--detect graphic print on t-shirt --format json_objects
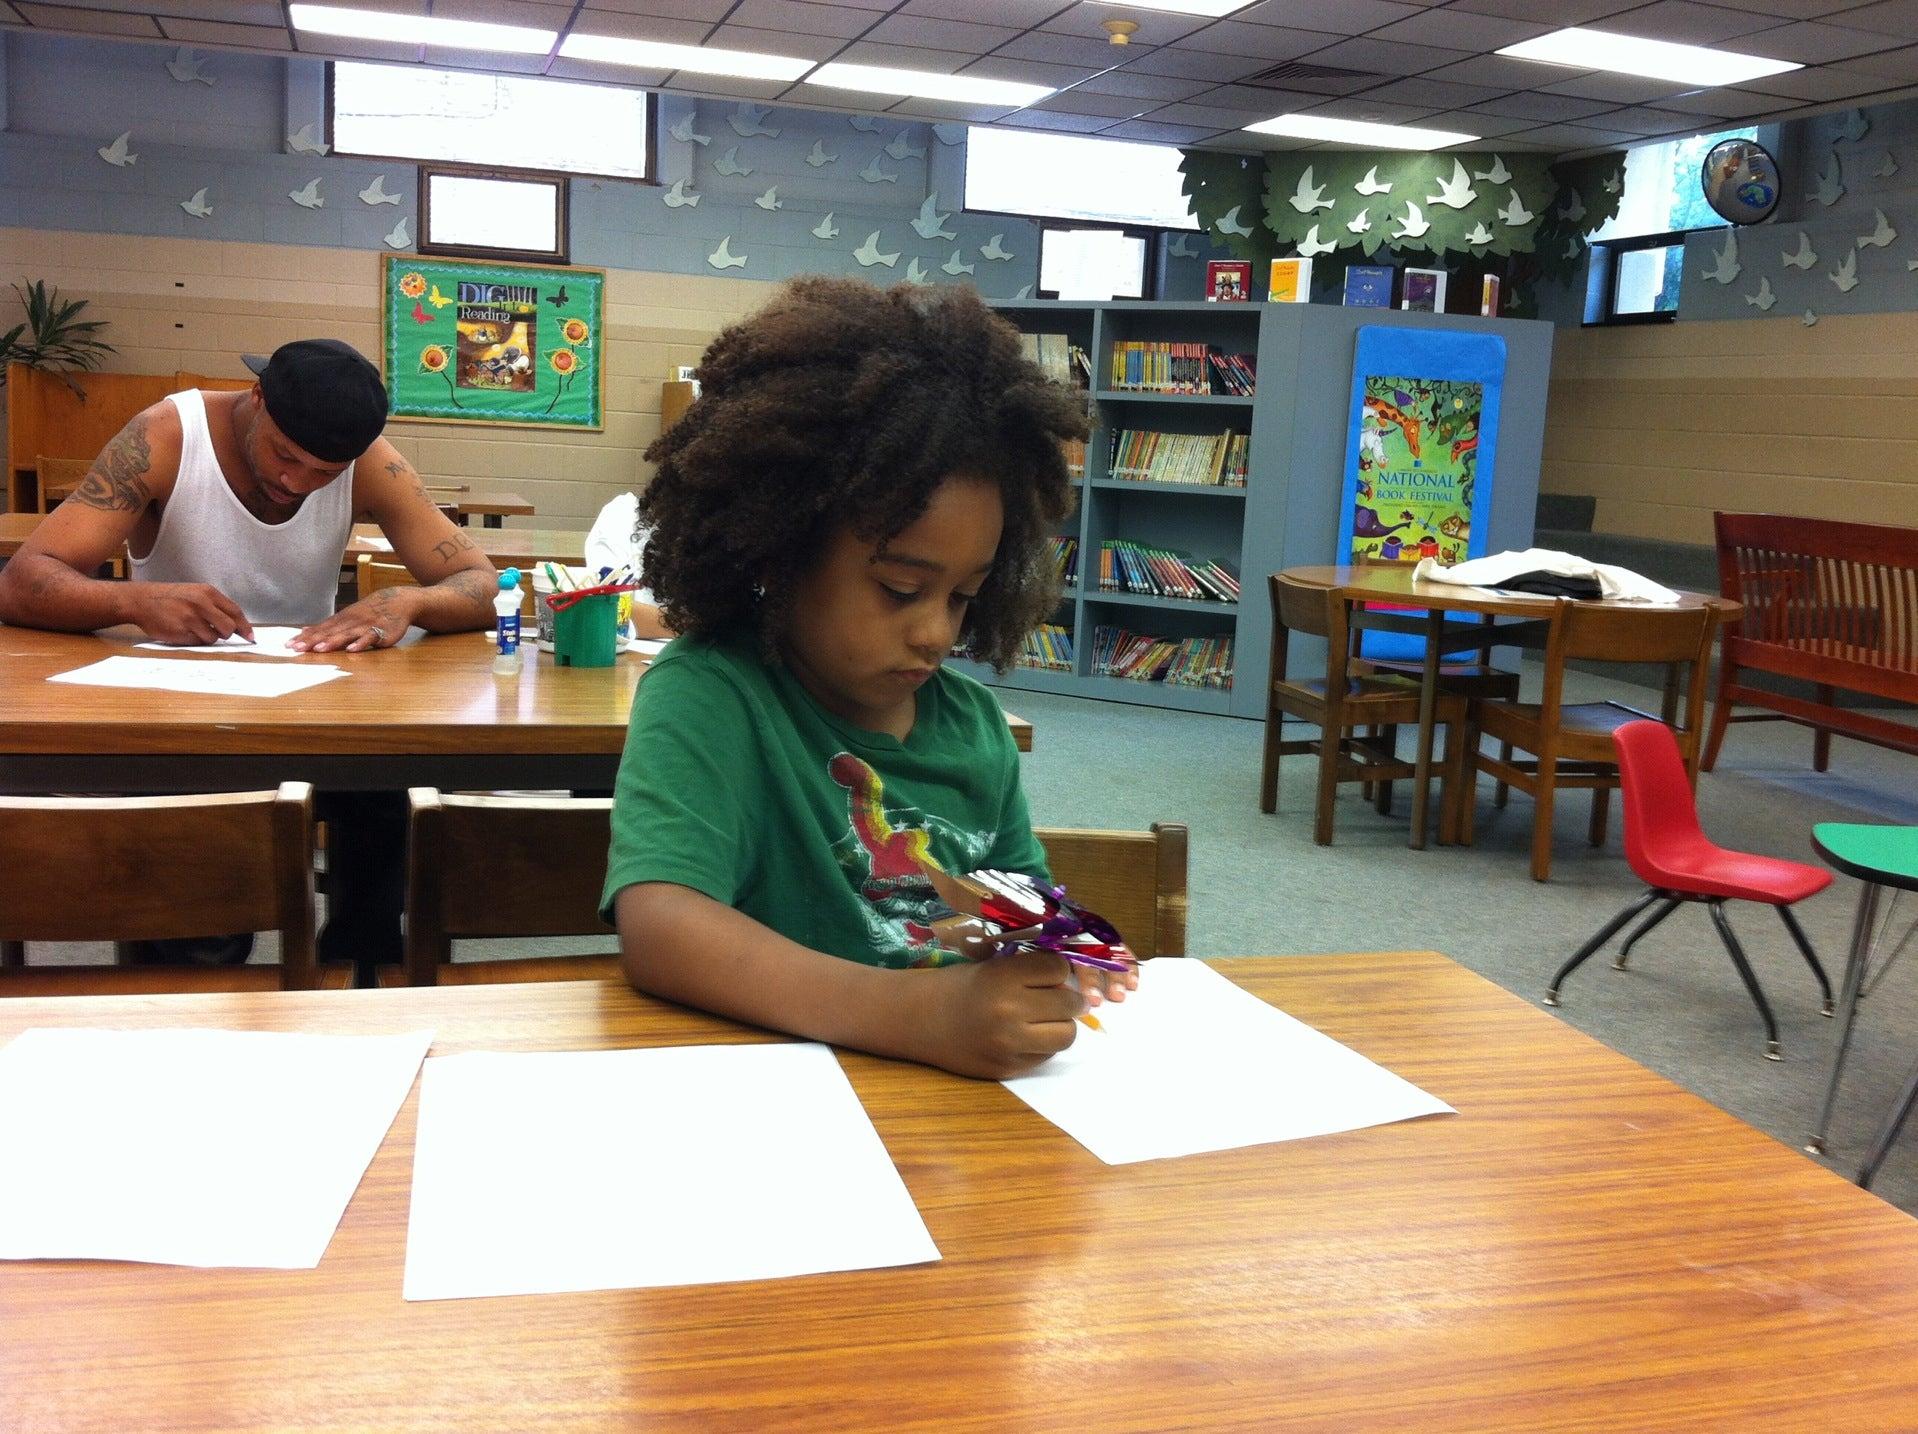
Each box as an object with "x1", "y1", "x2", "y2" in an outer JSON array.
[{"x1": 827, "y1": 752, "x2": 995, "y2": 967}]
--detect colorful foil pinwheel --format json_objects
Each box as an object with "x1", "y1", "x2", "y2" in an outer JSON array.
[{"x1": 921, "y1": 863, "x2": 1136, "y2": 972}]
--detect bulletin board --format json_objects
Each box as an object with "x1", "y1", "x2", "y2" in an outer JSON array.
[{"x1": 381, "y1": 254, "x2": 604, "y2": 431}]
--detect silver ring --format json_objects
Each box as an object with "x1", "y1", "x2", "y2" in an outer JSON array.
[{"x1": 368, "y1": 625, "x2": 385, "y2": 643}]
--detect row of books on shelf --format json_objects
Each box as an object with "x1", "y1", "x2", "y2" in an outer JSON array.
[
  {"x1": 1092, "y1": 625, "x2": 1234, "y2": 690},
  {"x1": 1097, "y1": 541, "x2": 1240, "y2": 605},
  {"x1": 1207, "y1": 257, "x2": 1498, "y2": 314},
  {"x1": 1109, "y1": 342, "x2": 1256, "y2": 397},
  {"x1": 1021, "y1": 332, "x2": 1092, "y2": 389},
  {"x1": 1047, "y1": 535, "x2": 1079, "y2": 587},
  {"x1": 1061, "y1": 436, "x2": 1086, "y2": 478},
  {"x1": 1017, "y1": 623, "x2": 1074, "y2": 673},
  {"x1": 1108, "y1": 429, "x2": 1248, "y2": 487}
]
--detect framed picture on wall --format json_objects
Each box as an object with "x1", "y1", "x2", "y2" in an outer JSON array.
[{"x1": 380, "y1": 254, "x2": 605, "y2": 431}]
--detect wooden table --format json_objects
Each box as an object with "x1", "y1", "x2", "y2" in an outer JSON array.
[
  {"x1": 3, "y1": 952, "x2": 1915, "y2": 1431},
  {"x1": 439, "y1": 489, "x2": 534, "y2": 529},
  {"x1": 1279, "y1": 565, "x2": 1741, "y2": 849},
  {"x1": 345, "y1": 523, "x2": 586, "y2": 573}
]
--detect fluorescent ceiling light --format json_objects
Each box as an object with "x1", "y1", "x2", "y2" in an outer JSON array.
[
  {"x1": 805, "y1": 63, "x2": 1053, "y2": 108},
  {"x1": 288, "y1": 3, "x2": 555, "y2": 54},
  {"x1": 559, "y1": 34, "x2": 814, "y2": 81},
  {"x1": 1244, "y1": 114, "x2": 1479, "y2": 150},
  {"x1": 1080, "y1": 0, "x2": 1255, "y2": 14},
  {"x1": 1497, "y1": 27, "x2": 1802, "y2": 86}
]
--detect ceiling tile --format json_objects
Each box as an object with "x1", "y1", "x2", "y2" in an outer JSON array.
[
  {"x1": 1444, "y1": 0, "x2": 1641, "y2": 20},
  {"x1": 1171, "y1": 21, "x2": 1338, "y2": 62},
  {"x1": 546, "y1": 56, "x2": 672, "y2": 83},
  {"x1": 999, "y1": 108, "x2": 1121, "y2": 133},
  {"x1": 1072, "y1": 68, "x2": 1213, "y2": 100},
  {"x1": 1831, "y1": 0, "x2": 1918, "y2": 36},
  {"x1": 699, "y1": 23, "x2": 847, "y2": 58},
  {"x1": 1028, "y1": 89, "x2": 1149, "y2": 118},
  {"x1": 295, "y1": 35, "x2": 425, "y2": 61},
  {"x1": 1733, "y1": 18, "x2": 1910, "y2": 60},
  {"x1": 1739, "y1": 60, "x2": 1902, "y2": 95},
  {"x1": 827, "y1": 39, "x2": 972, "y2": 72},
  {"x1": 1421, "y1": 110, "x2": 1541, "y2": 137},
  {"x1": 1296, "y1": 96, "x2": 1442, "y2": 125},
  {"x1": 572, "y1": 0, "x2": 735, "y2": 18},
  {"x1": 572, "y1": 9, "x2": 717, "y2": 44},
  {"x1": 1350, "y1": 75, "x2": 1509, "y2": 108},
  {"x1": 1593, "y1": 104, "x2": 1705, "y2": 133},
  {"x1": 1096, "y1": 119, "x2": 1227, "y2": 143},
  {"x1": 720, "y1": 0, "x2": 878, "y2": 40},
  {"x1": 1832, "y1": 38, "x2": 1918, "y2": 74},
  {"x1": 1232, "y1": 0, "x2": 1426, "y2": 32},
  {"x1": 1467, "y1": 89, "x2": 1621, "y2": 121},
  {"x1": 1418, "y1": 53, "x2": 1590, "y2": 88},
  {"x1": 1117, "y1": 47, "x2": 1272, "y2": 82},
  {"x1": 1365, "y1": 9, "x2": 1551, "y2": 50},
  {"x1": 880, "y1": 98, "x2": 1017, "y2": 122},
  {"x1": 16, "y1": 3, "x2": 162, "y2": 35},
  {"x1": 1293, "y1": 36, "x2": 1478, "y2": 77},
  {"x1": 1144, "y1": 100, "x2": 1277, "y2": 127},
  {"x1": 1511, "y1": 121, "x2": 1642, "y2": 149},
  {"x1": 960, "y1": 57, "x2": 1101, "y2": 88},
  {"x1": 862, "y1": 13, "x2": 1024, "y2": 53},
  {"x1": 156, "y1": 16, "x2": 292, "y2": 46},
  {"x1": 1656, "y1": 84, "x2": 1803, "y2": 115},
  {"x1": 1537, "y1": 71, "x2": 1693, "y2": 103},
  {"x1": 1723, "y1": 0, "x2": 1888, "y2": 14},
  {"x1": 153, "y1": 0, "x2": 285, "y2": 22},
  {"x1": 661, "y1": 72, "x2": 791, "y2": 98},
  {"x1": 899, "y1": 0, "x2": 1064, "y2": 21},
  {"x1": 0, "y1": 1, "x2": 24, "y2": 21},
  {"x1": 995, "y1": 31, "x2": 1153, "y2": 69},
  {"x1": 422, "y1": 46, "x2": 548, "y2": 73},
  {"x1": 434, "y1": 0, "x2": 574, "y2": 26},
  {"x1": 1595, "y1": 1, "x2": 1794, "y2": 44},
  {"x1": 1039, "y1": 7, "x2": 1209, "y2": 44}
]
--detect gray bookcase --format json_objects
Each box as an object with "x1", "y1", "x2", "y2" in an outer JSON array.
[{"x1": 954, "y1": 298, "x2": 1555, "y2": 719}]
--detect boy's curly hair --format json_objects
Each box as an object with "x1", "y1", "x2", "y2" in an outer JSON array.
[{"x1": 639, "y1": 277, "x2": 1088, "y2": 672}]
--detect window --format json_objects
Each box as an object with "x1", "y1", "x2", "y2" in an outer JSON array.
[
  {"x1": 1589, "y1": 125, "x2": 1757, "y2": 242},
  {"x1": 1038, "y1": 225, "x2": 1151, "y2": 300},
  {"x1": 331, "y1": 62, "x2": 649, "y2": 180},
  {"x1": 420, "y1": 166, "x2": 568, "y2": 263},
  {"x1": 966, "y1": 127, "x2": 1198, "y2": 230},
  {"x1": 1585, "y1": 230, "x2": 1684, "y2": 326}
]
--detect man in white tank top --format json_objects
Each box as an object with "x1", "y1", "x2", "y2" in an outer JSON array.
[{"x1": 0, "y1": 338, "x2": 497, "y2": 645}]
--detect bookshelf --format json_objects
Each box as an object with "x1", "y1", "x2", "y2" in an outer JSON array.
[{"x1": 953, "y1": 299, "x2": 1554, "y2": 718}]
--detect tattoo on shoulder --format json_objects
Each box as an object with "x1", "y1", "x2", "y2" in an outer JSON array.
[
  {"x1": 431, "y1": 532, "x2": 478, "y2": 562},
  {"x1": 71, "y1": 416, "x2": 153, "y2": 513},
  {"x1": 386, "y1": 458, "x2": 433, "y2": 504}
]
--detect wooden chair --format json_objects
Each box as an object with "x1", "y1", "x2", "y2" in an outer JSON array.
[
  {"x1": 0, "y1": 783, "x2": 336, "y2": 995},
  {"x1": 401, "y1": 788, "x2": 1188, "y2": 985},
  {"x1": 35, "y1": 454, "x2": 92, "y2": 512},
  {"x1": 358, "y1": 555, "x2": 529, "y2": 614},
  {"x1": 1261, "y1": 572, "x2": 1470, "y2": 846},
  {"x1": 1465, "y1": 600, "x2": 1716, "y2": 882}
]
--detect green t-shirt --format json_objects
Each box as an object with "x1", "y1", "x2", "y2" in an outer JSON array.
[{"x1": 599, "y1": 635, "x2": 1050, "y2": 969}]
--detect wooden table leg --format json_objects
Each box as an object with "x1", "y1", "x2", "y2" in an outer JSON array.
[{"x1": 1410, "y1": 607, "x2": 1441, "y2": 850}]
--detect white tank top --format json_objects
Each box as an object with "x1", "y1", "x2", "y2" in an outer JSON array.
[{"x1": 132, "y1": 389, "x2": 357, "y2": 626}]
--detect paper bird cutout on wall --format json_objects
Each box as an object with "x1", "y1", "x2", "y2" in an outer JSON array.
[
  {"x1": 179, "y1": 187, "x2": 212, "y2": 218},
  {"x1": 1834, "y1": 109, "x2": 1869, "y2": 143},
  {"x1": 384, "y1": 217, "x2": 410, "y2": 250},
  {"x1": 1874, "y1": 151, "x2": 1899, "y2": 178},
  {"x1": 1802, "y1": 309, "x2": 1818, "y2": 326},
  {"x1": 166, "y1": 47, "x2": 211, "y2": 84},
  {"x1": 1473, "y1": 155, "x2": 1511, "y2": 185},
  {"x1": 849, "y1": 115, "x2": 882, "y2": 132},
  {"x1": 1354, "y1": 167, "x2": 1391, "y2": 196},
  {"x1": 1495, "y1": 188, "x2": 1533, "y2": 226},
  {"x1": 1288, "y1": 167, "x2": 1333, "y2": 213},
  {"x1": 1557, "y1": 188, "x2": 1586, "y2": 223},
  {"x1": 980, "y1": 234, "x2": 1014, "y2": 261},
  {"x1": 1811, "y1": 154, "x2": 1844, "y2": 206},
  {"x1": 1859, "y1": 208, "x2": 1895, "y2": 248},
  {"x1": 1391, "y1": 201, "x2": 1429, "y2": 241},
  {"x1": 1425, "y1": 160, "x2": 1475, "y2": 210},
  {"x1": 1746, "y1": 278, "x2": 1775, "y2": 311},
  {"x1": 932, "y1": 124, "x2": 965, "y2": 145},
  {"x1": 904, "y1": 257, "x2": 931, "y2": 285},
  {"x1": 859, "y1": 154, "x2": 898, "y2": 183},
  {"x1": 754, "y1": 187, "x2": 782, "y2": 211},
  {"x1": 287, "y1": 123, "x2": 328, "y2": 156},
  {"x1": 714, "y1": 146, "x2": 752, "y2": 176},
  {"x1": 1830, "y1": 248, "x2": 1858, "y2": 292},
  {"x1": 707, "y1": 236, "x2": 748, "y2": 269},
  {"x1": 1214, "y1": 205, "x2": 1253, "y2": 237},
  {"x1": 1014, "y1": 284, "x2": 1033, "y2": 299},
  {"x1": 1700, "y1": 228, "x2": 1739, "y2": 284},
  {"x1": 97, "y1": 131, "x2": 136, "y2": 167},
  {"x1": 812, "y1": 212, "x2": 839, "y2": 239},
  {"x1": 854, "y1": 231, "x2": 900, "y2": 267},
  {"x1": 1167, "y1": 234, "x2": 1198, "y2": 257},
  {"x1": 730, "y1": 103, "x2": 779, "y2": 138},
  {"x1": 911, "y1": 193, "x2": 956, "y2": 240},
  {"x1": 886, "y1": 131, "x2": 927, "y2": 161},
  {"x1": 941, "y1": 250, "x2": 975, "y2": 276},
  {"x1": 358, "y1": 175, "x2": 401, "y2": 206},
  {"x1": 1782, "y1": 233, "x2": 1817, "y2": 269},
  {"x1": 1297, "y1": 224, "x2": 1336, "y2": 257},
  {"x1": 663, "y1": 178, "x2": 699, "y2": 208},
  {"x1": 669, "y1": 114, "x2": 711, "y2": 146},
  {"x1": 289, "y1": 178, "x2": 324, "y2": 209},
  {"x1": 1348, "y1": 209, "x2": 1372, "y2": 234},
  {"x1": 1464, "y1": 221, "x2": 1493, "y2": 247},
  {"x1": 806, "y1": 140, "x2": 836, "y2": 167}
]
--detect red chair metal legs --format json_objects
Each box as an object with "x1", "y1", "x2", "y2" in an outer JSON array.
[{"x1": 1545, "y1": 720, "x2": 1834, "y2": 1060}]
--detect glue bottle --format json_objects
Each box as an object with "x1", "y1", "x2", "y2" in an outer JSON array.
[{"x1": 493, "y1": 567, "x2": 523, "y2": 675}]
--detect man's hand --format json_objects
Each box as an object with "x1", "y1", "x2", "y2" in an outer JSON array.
[
  {"x1": 135, "y1": 583, "x2": 254, "y2": 645},
  {"x1": 919, "y1": 949, "x2": 1089, "y2": 1080},
  {"x1": 291, "y1": 587, "x2": 415, "y2": 653}
]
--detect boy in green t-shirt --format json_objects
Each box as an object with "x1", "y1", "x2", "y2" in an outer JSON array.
[{"x1": 602, "y1": 278, "x2": 1133, "y2": 1078}]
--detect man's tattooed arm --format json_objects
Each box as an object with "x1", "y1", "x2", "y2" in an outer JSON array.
[{"x1": 71, "y1": 415, "x2": 153, "y2": 513}]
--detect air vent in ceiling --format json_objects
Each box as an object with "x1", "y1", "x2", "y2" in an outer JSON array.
[{"x1": 1242, "y1": 61, "x2": 1377, "y2": 88}]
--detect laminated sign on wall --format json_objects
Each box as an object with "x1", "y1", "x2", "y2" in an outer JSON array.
[{"x1": 381, "y1": 255, "x2": 605, "y2": 431}]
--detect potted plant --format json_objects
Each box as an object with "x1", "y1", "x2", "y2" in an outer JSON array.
[{"x1": 2, "y1": 279, "x2": 116, "y2": 398}]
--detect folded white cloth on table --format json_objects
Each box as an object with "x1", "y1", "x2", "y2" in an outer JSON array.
[{"x1": 1413, "y1": 549, "x2": 1681, "y2": 604}]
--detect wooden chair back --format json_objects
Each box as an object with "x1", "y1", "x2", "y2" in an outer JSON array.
[
  {"x1": 1536, "y1": 599, "x2": 1716, "y2": 754},
  {"x1": 35, "y1": 454, "x2": 93, "y2": 512},
  {"x1": 403, "y1": 790, "x2": 617, "y2": 985},
  {"x1": 6, "y1": 364, "x2": 175, "y2": 510},
  {"x1": 173, "y1": 370, "x2": 255, "y2": 393},
  {"x1": 1037, "y1": 823, "x2": 1189, "y2": 958},
  {"x1": 359, "y1": 555, "x2": 530, "y2": 614},
  {"x1": 0, "y1": 784, "x2": 318, "y2": 992},
  {"x1": 1268, "y1": 572, "x2": 1357, "y2": 688}
]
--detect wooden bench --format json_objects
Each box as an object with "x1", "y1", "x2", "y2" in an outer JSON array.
[{"x1": 1702, "y1": 511, "x2": 1918, "y2": 772}]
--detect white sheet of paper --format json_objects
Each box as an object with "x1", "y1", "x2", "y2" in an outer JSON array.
[
  {"x1": 361, "y1": 535, "x2": 394, "y2": 551},
  {"x1": 624, "y1": 636, "x2": 670, "y2": 657},
  {"x1": 48, "y1": 655, "x2": 348, "y2": 697},
  {"x1": 1003, "y1": 960, "x2": 1453, "y2": 1165},
  {"x1": 0, "y1": 1027, "x2": 432, "y2": 1268},
  {"x1": 403, "y1": 1043, "x2": 939, "y2": 1301},
  {"x1": 138, "y1": 625, "x2": 425, "y2": 658}
]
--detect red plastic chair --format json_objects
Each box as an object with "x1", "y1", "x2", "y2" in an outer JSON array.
[{"x1": 1545, "y1": 719, "x2": 1833, "y2": 1060}]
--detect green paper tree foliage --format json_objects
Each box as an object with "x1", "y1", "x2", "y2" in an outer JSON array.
[
  {"x1": 1180, "y1": 150, "x2": 1279, "y2": 266},
  {"x1": 1261, "y1": 151, "x2": 1559, "y2": 259}
]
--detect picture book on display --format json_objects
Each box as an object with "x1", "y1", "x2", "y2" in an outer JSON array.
[
  {"x1": 1480, "y1": 274, "x2": 1501, "y2": 317},
  {"x1": 1402, "y1": 269, "x2": 1447, "y2": 313},
  {"x1": 1343, "y1": 265, "x2": 1394, "y2": 308},
  {"x1": 1205, "y1": 260, "x2": 1252, "y2": 303},
  {"x1": 1268, "y1": 257, "x2": 1312, "y2": 303}
]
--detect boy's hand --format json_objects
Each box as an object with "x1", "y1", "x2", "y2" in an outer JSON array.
[
  {"x1": 1076, "y1": 958, "x2": 1140, "y2": 1012},
  {"x1": 921, "y1": 949, "x2": 1089, "y2": 1080}
]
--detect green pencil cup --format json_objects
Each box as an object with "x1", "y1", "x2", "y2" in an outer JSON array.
[{"x1": 552, "y1": 593, "x2": 619, "y2": 667}]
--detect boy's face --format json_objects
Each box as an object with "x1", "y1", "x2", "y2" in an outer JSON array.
[{"x1": 782, "y1": 475, "x2": 1003, "y2": 739}]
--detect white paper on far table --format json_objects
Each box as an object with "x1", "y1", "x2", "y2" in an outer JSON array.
[
  {"x1": 48, "y1": 655, "x2": 347, "y2": 697},
  {"x1": 1003, "y1": 960, "x2": 1454, "y2": 1165},
  {"x1": 138, "y1": 625, "x2": 425, "y2": 658},
  {"x1": 624, "y1": 636, "x2": 670, "y2": 657},
  {"x1": 402, "y1": 1043, "x2": 939, "y2": 1301},
  {"x1": 0, "y1": 1027, "x2": 432, "y2": 1268}
]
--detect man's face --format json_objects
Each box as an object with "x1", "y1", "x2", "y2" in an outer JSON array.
[{"x1": 241, "y1": 386, "x2": 352, "y2": 507}]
